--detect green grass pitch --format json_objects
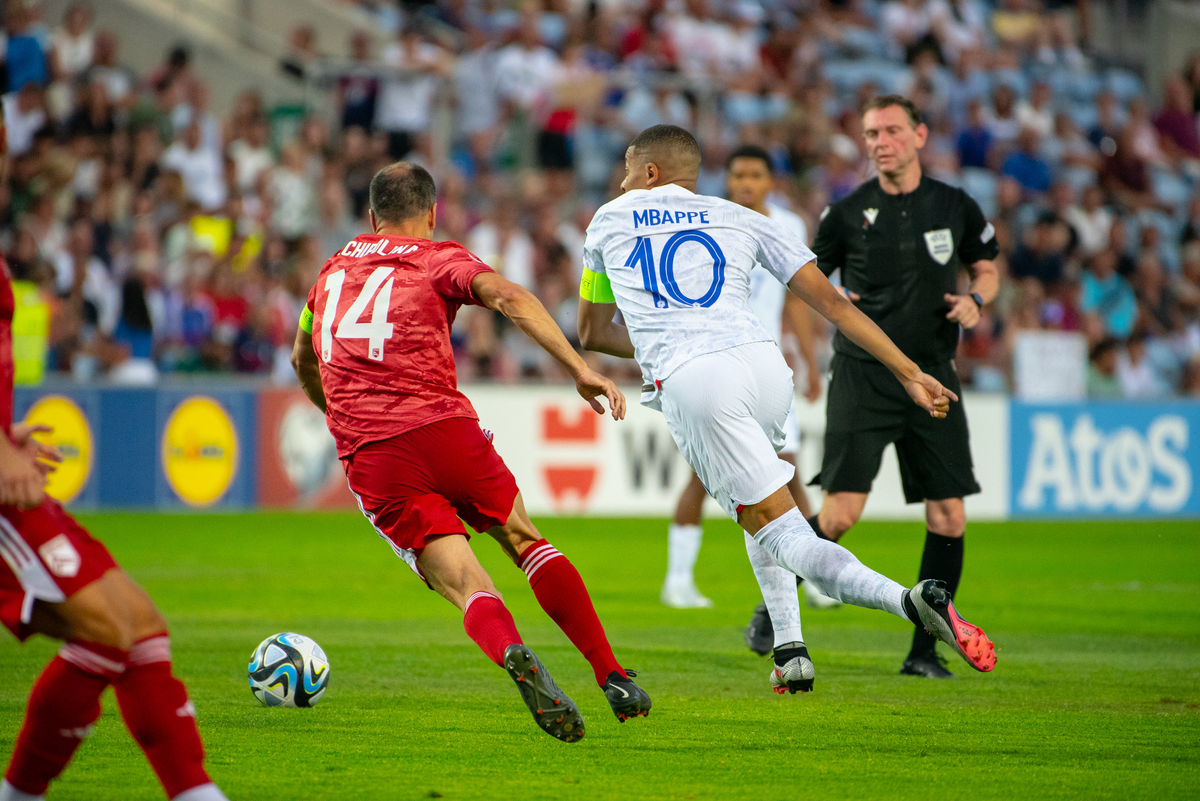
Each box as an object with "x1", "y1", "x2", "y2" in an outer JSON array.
[{"x1": 1, "y1": 514, "x2": 1198, "y2": 800}]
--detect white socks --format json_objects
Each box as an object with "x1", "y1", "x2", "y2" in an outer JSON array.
[
  {"x1": 744, "y1": 532, "x2": 804, "y2": 647},
  {"x1": 665, "y1": 524, "x2": 703, "y2": 589},
  {"x1": 173, "y1": 783, "x2": 229, "y2": 801},
  {"x1": 0, "y1": 780, "x2": 44, "y2": 801},
  {"x1": 752, "y1": 507, "x2": 909, "y2": 621}
]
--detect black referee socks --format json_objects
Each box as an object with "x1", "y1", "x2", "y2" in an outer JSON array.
[{"x1": 909, "y1": 531, "x2": 964, "y2": 657}]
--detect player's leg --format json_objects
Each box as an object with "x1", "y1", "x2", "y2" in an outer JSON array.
[
  {"x1": 486, "y1": 493, "x2": 651, "y2": 721},
  {"x1": 894, "y1": 373, "x2": 980, "y2": 677},
  {"x1": 661, "y1": 472, "x2": 712, "y2": 609},
  {"x1": 659, "y1": 342, "x2": 818, "y2": 691},
  {"x1": 1, "y1": 503, "x2": 224, "y2": 801},
  {"x1": 416, "y1": 534, "x2": 584, "y2": 743}
]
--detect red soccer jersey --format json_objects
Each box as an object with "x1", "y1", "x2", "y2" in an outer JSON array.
[
  {"x1": 307, "y1": 234, "x2": 493, "y2": 458},
  {"x1": 0, "y1": 258, "x2": 14, "y2": 438}
]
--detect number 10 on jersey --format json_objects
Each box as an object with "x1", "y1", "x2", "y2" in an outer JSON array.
[
  {"x1": 624, "y1": 229, "x2": 727, "y2": 309},
  {"x1": 320, "y1": 267, "x2": 396, "y2": 362}
]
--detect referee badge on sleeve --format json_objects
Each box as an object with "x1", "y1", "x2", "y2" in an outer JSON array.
[{"x1": 923, "y1": 229, "x2": 954, "y2": 265}]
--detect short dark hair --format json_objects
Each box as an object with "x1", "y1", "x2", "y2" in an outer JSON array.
[
  {"x1": 628, "y1": 125, "x2": 701, "y2": 164},
  {"x1": 725, "y1": 144, "x2": 773, "y2": 173},
  {"x1": 861, "y1": 94, "x2": 922, "y2": 128},
  {"x1": 369, "y1": 162, "x2": 437, "y2": 225}
]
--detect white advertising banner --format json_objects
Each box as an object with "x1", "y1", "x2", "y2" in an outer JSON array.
[{"x1": 460, "y1": 386, "x2": 1010, "y2": 520}]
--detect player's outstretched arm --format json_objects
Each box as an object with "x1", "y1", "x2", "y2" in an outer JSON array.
[
  {"x1": 577, "y1": 297, "x2": 636, "y2": 359},
  {"x1": 290, "y1": 327, "x2": 327, "y2": 413},
  {"x1": 473, "y1": 272, "x2": 626, "y2": 420},
  {"x1": 783, "y1": 293, "x2": 823, "y2": 403},
  {"x1": 787, "y1": 261, "x2": 958, "y2": 419}
]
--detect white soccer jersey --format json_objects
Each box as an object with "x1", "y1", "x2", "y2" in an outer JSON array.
[
  {"x1": 748, "y1": 204, "x2": 809, "y2": 344},
  {"x1": 582, "y1": 184, "x2": 817, "y2": 385}
]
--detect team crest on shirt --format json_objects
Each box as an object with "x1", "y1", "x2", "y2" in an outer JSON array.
[
  {"x1": 863, "y1": 208, "x2": 879, "y2": 225},
  {"x1": 38, "y1": 534, "x2": 81, "y2": 578},
  {"x1": 923, "y1": 228, "x2": 954, "y2": 265}
]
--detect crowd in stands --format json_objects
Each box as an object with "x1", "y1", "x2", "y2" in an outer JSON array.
[{"x1": 3, "y1": 0, "x2": 1200, "y2": 398}]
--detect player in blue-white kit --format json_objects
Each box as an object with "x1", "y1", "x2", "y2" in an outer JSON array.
[
  {"x1": 578, "y1": 125, "x2": 996, "y2": 692},
  {"x1": 660, "y1": 144, "x2": 837, "y2": 612}
]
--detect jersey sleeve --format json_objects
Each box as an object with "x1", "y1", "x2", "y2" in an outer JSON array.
[
  {"x1": 811, "y1": 205, "x2": 846, "y2": 277},
  {"x1": 749, "y1": 211, "x2": 817, "y2": 286},
  {"x1": 428, "y1": 244, "x2": 495, "y2": 306},
  {"x1": 581, "y1": 213, "x2": 609, "y2": 274},
  {"x1": 957, "y1": 192, "x2": 1000, "y2": 264}
]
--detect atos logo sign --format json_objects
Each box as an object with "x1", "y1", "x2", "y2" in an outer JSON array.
[{"x1": 1012, "y1": 403, "x2": 1198, "y2": 517}]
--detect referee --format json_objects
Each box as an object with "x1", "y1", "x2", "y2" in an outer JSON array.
[{"x1": 750, "y1": 95, "x2": 1000, "y2": 678}]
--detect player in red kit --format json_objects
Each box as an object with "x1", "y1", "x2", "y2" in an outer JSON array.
[
  {"x1": 291, "y1": 163, "x2": 651, "y2": 743},
  {"x1": 0, "y1": 107, "x2": 227, "y2": 801}
]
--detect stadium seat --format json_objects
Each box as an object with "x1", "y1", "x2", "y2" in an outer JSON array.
[{"x1": 1106, "y1": 68, "x2": 1146, "y2": 102}]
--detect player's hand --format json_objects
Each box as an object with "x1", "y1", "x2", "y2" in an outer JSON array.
[
  {"x1": 0, "y1": 447, "x2": 47, "y2": 509},
  {"x1": 944, "y1": 293, "x2": 981, "y2": 329},
  {"x1": 838, "y1": 287, "x2": 861, "y2": 302},
  {"x1": 11, "y1": 423, "x2": 63, "y2": 468},
  {"x1": 574, "y1": 368, "x2": 627, "y2": 421},
  {"x1": 901, "y1": 371, "x2": 959, "y2": 419},
  {"x1": 804, "y1": 363, "x2": 822, "y2": 403}
]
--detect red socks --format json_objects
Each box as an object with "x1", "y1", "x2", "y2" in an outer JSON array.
[
  {"x1": 518, "y1": 540, "x2": 625, "y2": 685},
  {"x1": 463, "y1": 592, "x2": 522, "y2": 666},
  {"x1": 111, "y1": 635, "x2": 211, "y2": 800},
  {"x1": 4, "y1": 641, "x2": 127, "y2": 795}
]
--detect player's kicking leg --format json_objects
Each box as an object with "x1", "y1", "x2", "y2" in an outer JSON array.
[
  {"x1": 487, "y1": 493, "x2": 651, "y2": 723},
  {"x1": 0, "y1": 504, "x2": 226, "y2": 801},
  {"x1": 740, "y1": 489, "x2": 997, "y2": 674},
  {"x1": 415, "y1": 533, "x2": 585, "y2": 742},
  {"x1": 661, "y1": 472, "x2": 713, "y2": 609}
]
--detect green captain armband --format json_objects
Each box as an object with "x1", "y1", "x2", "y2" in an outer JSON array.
[
  {"x1": 298, "y1": 306, "x2": 314, "y2": 335},
  {"x1": 579, "y1": 268, "x2": 615, "y2": 303}
]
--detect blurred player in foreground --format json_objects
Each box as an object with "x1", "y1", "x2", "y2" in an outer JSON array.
[
  {"x1": 291, "y1": 163, "x2": 650, "y2": 743},
  {"x1": 578, "y1": 125, "x2": 996, "y2": 693},
  {"x1": 0, "y1": 107, "x2": 227, "y2": 801},
  {"x1": 660, "y1": 144, "x2": 835, "y2": 611}
]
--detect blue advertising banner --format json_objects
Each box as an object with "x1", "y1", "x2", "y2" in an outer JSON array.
[{"x1": 1011, "y1": 401, "x2": 1200, "y2": 518}]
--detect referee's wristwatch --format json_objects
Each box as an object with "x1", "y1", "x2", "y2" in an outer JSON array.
[{"x1": 970, "y1": 292, "x2": 984, "y2": 308}]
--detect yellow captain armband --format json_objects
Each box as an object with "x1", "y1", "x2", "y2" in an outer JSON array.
[
  {"x1": 579, "y1": 268, "x2": 615, "y2": 303},
  {"x1": 299, "y1": 306, "x2": 314, "y2": 335}
]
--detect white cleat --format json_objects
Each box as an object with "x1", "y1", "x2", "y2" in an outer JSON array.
[
  {"x1": 802, "y1": 579, "x2": 843, "y2": 610},
  {"x1": 660, "y1": 582, "x2": 714, "y2": 608}
]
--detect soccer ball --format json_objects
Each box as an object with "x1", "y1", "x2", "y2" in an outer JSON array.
[{"x1": 247, "y1": 632, "x2": 330, "y2": 708}]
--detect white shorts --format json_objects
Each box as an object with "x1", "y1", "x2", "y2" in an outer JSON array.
[
  {"x1": 782, "y1": 402, "x2": 801, "y2": 455},
  {"x1": 659, "y1": 341, "x2": 796, "y2": 520}
]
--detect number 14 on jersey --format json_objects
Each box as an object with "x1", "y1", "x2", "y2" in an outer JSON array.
[{"x1": 319, "y1": 267, "x2": 396, "y2": 362}]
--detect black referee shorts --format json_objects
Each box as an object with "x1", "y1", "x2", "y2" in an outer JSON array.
[{"x1": 814, "y1": 354, "x2": 980, "y2": 503}]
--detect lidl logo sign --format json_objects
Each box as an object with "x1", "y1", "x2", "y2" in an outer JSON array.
[
  {"x1": 22, "y1": 395, "x2": 92, "y2": 503},
  {"x1": 162, "y1": 396, "x2": 238, "y2": 507},
  {"x1": 1012, "y1": 403, "x2": 1197, "y2": 516}
]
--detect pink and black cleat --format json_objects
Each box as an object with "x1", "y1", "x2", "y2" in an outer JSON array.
[{"x1": 907, "y1": 580, "x2": 997, "y2": 673}]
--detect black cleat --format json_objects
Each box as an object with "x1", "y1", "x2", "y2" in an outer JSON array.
[
  {"x1": 770, "y1": 642, "x2": 815, "y2": 694},
  {"x1": 900, "y1": 650, "x2": 955, "y2": 679},
  {"x1": 906, "y1": 579, "x2": 997, "y2": 672},
  {"x1": 745, "y1": 602, "x2": 774, "y2": 656},
  {"x1": 603, "y1": 670, "x2": 651, "y2": 722},
  {"x1": 503, "y1": 644, "x2": 584, "y2": 743}
]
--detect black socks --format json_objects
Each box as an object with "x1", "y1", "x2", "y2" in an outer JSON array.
[{"x1": 910, "y1": 530, "x2": 964, "y2": 656}]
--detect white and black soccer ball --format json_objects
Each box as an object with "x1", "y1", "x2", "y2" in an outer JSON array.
[{"x1": 247, "y1": 632, "x2": 330, "y2": 708}]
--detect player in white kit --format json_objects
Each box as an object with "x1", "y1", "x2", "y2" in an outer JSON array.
[
  {"x1": 578, "y1": 125, "x2": 996, "y2": 692},
  {"x1": 660, "y1": 145, "x2": 837, "y2": 612}
]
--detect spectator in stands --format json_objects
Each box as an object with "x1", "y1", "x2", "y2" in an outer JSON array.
[
  {"x1": 281, "y1": 24, "x2": 321, "y2": 80},
  {"x1": 161, "y1": 121, "x2": 226, "y2": 211},
  {"x1": 986, "y1": 83, "x2": 1021, "y2": 148},
  {"x1": 2, "y1": 82, "x2": 48, "y2": 157},
  {"x1": 1080, "y1": 248, "x2": 1137, "y2": 340},
  {"x1": 3, "y1": 4, "x2": 49, "y2": 93},
  {"x1": 1010, "y1": 212, "x2": 1067, "y2": 286},
  {"x1": 1065, "y1": 184, "x2": 1113, "y2": 257},
  {"x1": 1015, "y1": 81, "x2": 1054, "y2": 139},
  {"x1": 337, "y1": 29, "x2": 378, "y2": 133},
  {"x1": 1154, "y1": 75, "x2": 1200, "y2": 162},
  {"x1": 957, "y1": 100, "x2": 993, "y2": 169},
  {"x1": 375, "y1": 25, "x2": 448, "y2": 161},
  {"x1": 1086, "y1": 337, "x2": 1123, "y2": 398},
  {"x1": 1002, "y1": 128, "x2": 1052, "y2": 194}
]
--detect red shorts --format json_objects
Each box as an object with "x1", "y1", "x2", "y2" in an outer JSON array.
[
  {"x1": 342, "y1": 416, "x2": 519, "y2": 577},
  {"x1": 0, "y1": 499, "x2": 118, "y2": 641}
]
